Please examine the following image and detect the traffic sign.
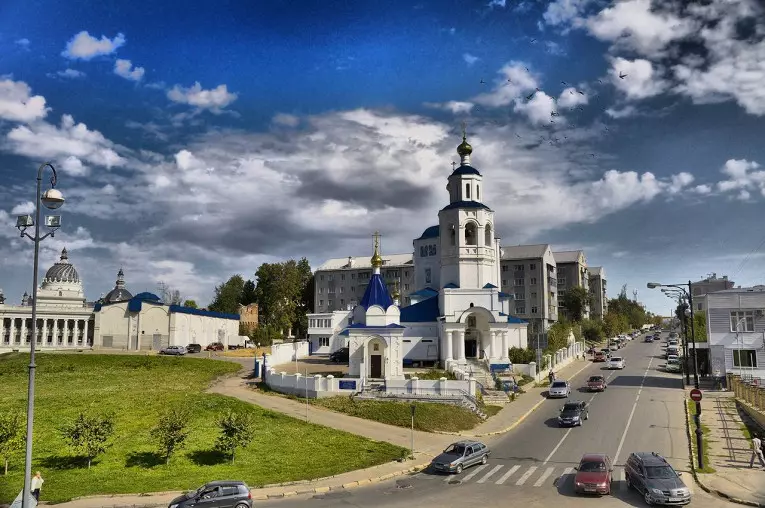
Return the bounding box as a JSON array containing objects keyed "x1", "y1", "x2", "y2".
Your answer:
[{"x1": 690, "y1": 388, "x2": 702, "y2": 402}]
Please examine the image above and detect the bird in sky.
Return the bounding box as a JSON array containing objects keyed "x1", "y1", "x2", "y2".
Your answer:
[
  {"x1": 525, "y1": 91, "x2": 536, "y2": 101},
  {"x1": 619, "y1": 72, "x2": 628, "y2": 79},
  {"x1": 480, "y1": 79, "x2": 486, "y2": 84},
  {"x1": 578, "y1": 90, "x2": 585, "y2": 95},
  {"x1": 561, "y1": 81, "x2": 568, "y2": 86},
  {"x1": 577, "y1": 106, "x2": 584, "y2": 111},
  {"x1": 590, "y1": 153, "x2": 597, "y2": 157},
  {"x1": 604, "y1": 126, "x2": 610, "y2": 132},
  {"x1": 515, "y1": 133, "x2": 521, "y2": 138},
  {"x1": 569, "y1": 89, "x2": 575, "y2": 94},
  {"x1": 551, "y1": 111, "x2": 559, "y2": 117},
  {"x1": 530, "y1": 38, "x2": 537, "y2": 43},
  {"x1": 598, "y1": 79, "x2": 603, "y2": 84}
]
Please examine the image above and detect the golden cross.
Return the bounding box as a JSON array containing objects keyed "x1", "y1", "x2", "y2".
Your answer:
[
  {"x1": 451, "y1": 161, "x2": 457, "y2": 170},
  {"x1": 373, "y1": 230, "x2": 381, "y2": 250},
  {"x1": 461, "y1": 120, "x2": 467, "y2": 139}
]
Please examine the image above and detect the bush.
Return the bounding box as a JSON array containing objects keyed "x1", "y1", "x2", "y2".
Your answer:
[
  {"x1": 545, "y1": 322, "x2": 571, "y2": 354},
  {"x1": 413, "y1": 369, "x2": 456, "y2": 380},
  {"x1": 508, "y1": 347, "x2": 536, "y2": 364},
  {"x1": 581, "y1": 318, "x2": 604, "y2": 343},
  {"x1": 59, "y1": 412, "x2": 115, "y2": 469},
  {"x1": 152, "y1": 408, "x2": 190, "y2": 465}
]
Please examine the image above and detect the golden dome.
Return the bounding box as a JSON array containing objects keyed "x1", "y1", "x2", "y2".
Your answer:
[
  {"x1": 392, "y1": 282, "x2": 400, "y2": 299},
  {"x1": 457, "y1": 134, "x2": 473, "y2": 157},
  {"x1": 371, "y1": 231, "x2": 383, "y2": 268}
]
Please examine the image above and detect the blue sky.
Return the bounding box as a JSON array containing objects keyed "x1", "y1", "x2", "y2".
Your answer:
[{"x1": 1, "y1": 0, "x2": 764, "y2": 314}]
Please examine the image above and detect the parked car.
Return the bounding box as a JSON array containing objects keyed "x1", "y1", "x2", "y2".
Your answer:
[
  {"x1": 645, "y1": 336, "x2": 654, "y2": 343},
  {"x1": 558, "y1": 400, "x2": 589, "y2": 426},
  {"x1": 609, "y1": 342, "x2": 619, "y2": 352},
  {"x1": 548, "y1": 380, "x2": 571, "y2": 398},
  {"x1": 599, "y1": 348, "x2": 611, "y2": 358},
  {"x1": 159, "y1": 345, "x2": 186, "y2": 356},
  {"x1": 607, "y1": 357, "x2": 625, "y2": 370},
  {"x1": 168, "y1": 480, "x2": 252, "y2": 508},
  {"x1": 329, "y1": 347, "x2": 349, "y2": 363},
  {"x1": 185, "y1": 343, "x2": 202, "y2": 353},
  {"x1": 429, "y1": 440, "x2": 490, "y2": 474},
  {"x1": 594, "y1": 351, "x2": 608, "y2": 362},
  {"x1": 666, "y1": 358, "x2": 682, "y2": 373},
  {"x1": 205, "y1": 342, "x2": 224, "y2": 351},
  {"x1": 573, "y1": 453, "x2": 614, "y2": 495},
  {"x1": 625, "y1": 452, "x2": 691, "y2": 505},
  {"x1": 587, "y1": 375, "x2": 607, "y2": 391}
]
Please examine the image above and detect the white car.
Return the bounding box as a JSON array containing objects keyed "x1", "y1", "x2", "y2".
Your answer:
[
  {"x1": 607, "y1": 357, "x2": 625, "y2": 369},
  {"x1": 548, "y1": 380, "x2": 571, "y2": 398},
  {"x1": 609, "y1": 342, "x2": 619, "y2": 352}
]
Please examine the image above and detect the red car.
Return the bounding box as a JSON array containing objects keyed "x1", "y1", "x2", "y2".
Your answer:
[
  {"x1": 205, "y1": 342, "x2": 224, "y2": 351},
  {"x1": 587, "y1": 375, "x2": 607, "y2": 392},
  {"x1": 594, "y1": 351, "x2": 607, "y2": 362},
  {"x1": 574, "y1": 453, "x2": 613, "y2": 495}
]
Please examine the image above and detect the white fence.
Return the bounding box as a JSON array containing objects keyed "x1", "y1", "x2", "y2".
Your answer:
[
  {"x1": 384, "y1": 377, "x2": 473, "y2": 397},
  {"x1": 267, "y1": 340, "x2": 309, "y2": 366}
]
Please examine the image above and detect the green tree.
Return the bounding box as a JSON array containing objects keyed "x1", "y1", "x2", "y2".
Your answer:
[
  {"x1": 561, "y1": 286, "x2": 591, "y2": 322},
  {"x1": 581, "y1": 318, "x2": 604, "y2": 344},
  {"x1": 254, "y1": 258, "x2": 313, "y2": 337},
  {"x1": 182, "y1": 299, "x2": 197, "y2": 309},
  {"x1": 545, "y1": 322, "x2": 571, "y2": 353},
  {"x1": 240, "y1": 279, "x2": 257, "y2": 306},
  {"x1": 209, "y1": 275, "x2": 246, "y2": 315},
  {"x1": 215, "y1": 411, "x2": 255, "y2": 463},
  {"x1": 151, "y1": 408, "x2": 190, "y2": 465},
  {"x1": 60, "y1": 412, "x2": 115, "y2": 469},
  {"x1": 0, "y1": 411, "x2": 23, "y2": 475}
]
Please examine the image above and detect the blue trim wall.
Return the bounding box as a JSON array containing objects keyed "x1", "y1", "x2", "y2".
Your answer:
[{"x1": 169, "y1": 305, "x2": 240, "y2": 321}]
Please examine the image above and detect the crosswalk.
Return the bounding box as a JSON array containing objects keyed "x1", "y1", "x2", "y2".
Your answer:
[{"x1": 412, "y1": 463, "x2": 695, "y2": 494}]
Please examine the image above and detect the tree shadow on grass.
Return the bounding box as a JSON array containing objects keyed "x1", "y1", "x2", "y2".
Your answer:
[
  {"x1": 188, "y1": 449, "x2": 228, "y2": 466},
  {"x1": 38, "y1": 454, "x2": 89, "y2": 470},
  {"x1": 125, "y1": 451, "x2": 165, "y2": 468}
]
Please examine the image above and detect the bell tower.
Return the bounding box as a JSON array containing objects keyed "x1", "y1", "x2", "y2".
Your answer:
[{"x1": 438, "y1": 125, "x2": 499, "y2": 289}]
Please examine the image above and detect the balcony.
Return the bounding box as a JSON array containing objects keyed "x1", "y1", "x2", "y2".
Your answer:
[{"x1": 548, "y1": 277, "x2": 557, "y2": 286}]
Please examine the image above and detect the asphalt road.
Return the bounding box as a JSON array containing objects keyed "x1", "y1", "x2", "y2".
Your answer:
[{"x1": 258, "y1": 332, "x2": 731, "y2": 507}]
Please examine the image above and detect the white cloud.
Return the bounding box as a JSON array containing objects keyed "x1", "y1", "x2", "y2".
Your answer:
[
  {"x1": 610, "y1": 57, "x2": 667, "y2": 100},
  {"x1": 272, "y1": 113, "x2": 300, "y2": 127},
  {"x1": 488, "y1": 0, "x2": 506, "y2": 7},
  {"x1": 0, "y1": 79, "x2": 50, "y2": 122},
  {"x1": 693, "y1": 184, "x2": 712, "y2": 194},
  {"x1": 60, "y1": 156, "x2": 89, "y2": 176},
  {"x1": 557, "y1": 87, "x2": 588, "y2": 108},
  {"x1": 167, "y1": 82, "x2": 238, "y2": 111},
  {"x1": 57, "y1": 69, "x2": 85, "y2": 79},
  {"x1": 513, "y1": 91, "x2": 558, "y2": 125},
  {"x1": 14, "y1": 38, "x2": 30, "y2": 48},
  {"x1": 667, "y1": 172, "x2": 695, "y2": 194},
  {"x1": 62, "y1": 31, "x2": 126, "y2": 60},
  {"x1": 543, "y1": 0, "x2": 593, "y2": 27},
  {"x1": 424, "y1": 101, "x2": 475, "y2": 114},
  {"x1": 716, "y1": 159, "x2": 765, "y2": 198},
  {"x1": 114, "y1": 59, "x2": 145, "y2": 81},
  {"x1": 6, "y1": 114, "x2": 126, "y2": 169},
  {"x1": 11, "y1": 202, "x2": 34, "y2": 215},
  {"x1": 463, "y1": 53, "x2": 479, "y2": 66},
  {"x1": 174, "y1": 149, "x2": 203, "y2": 171},
  {"x1": 585, "y1": 0, "x2": 694, "y2": 57},
  {"x1": 472, "y1": 62, "x2": 537, "y2": 107},
  {"x1": 605, "y1": 105, "x2": 637, "y2": 119}
]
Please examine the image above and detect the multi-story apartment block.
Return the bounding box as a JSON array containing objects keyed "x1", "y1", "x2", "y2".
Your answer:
[
  {"x1": 553, "y1": 250, "x2": 589, "y2": 320},
  {"x1": 313, "y1": 254, "x2": 415, "y2": 313},
  {"x1": 587, "y1": 266, "x2": 607, "y2": 319},
  {"x1": 500, "y1": 244, "x2": 558, "y2": 331},
  {"x1": 691, "y1": 274, "x2": 735, "y2": 313}
]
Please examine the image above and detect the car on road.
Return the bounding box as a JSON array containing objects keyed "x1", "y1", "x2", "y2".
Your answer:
[
  {"x1": 609, "y1": 342, "x2": 619, "y2": 352},
  {"x1": 666, "y1": 358, "x2": 682, "y2": 373},
  {"x1": 625, "y1": 452, "x2": 691, "y2": 505},
  {"x1": 548, "y1": 380, "x2": 571, "y2": 398},
  {"x1": 573, "y1": 453, "x2": 614, "y2": 495},
  {"x1": 558, "y1": 400, "x2": 589, "y2": 426},
  {"x1": 645, "y1": 335, "x2": 654, "y2": 343},
  {"x1": 205, "y1": 342, "x2": 224, "y2": 351},
  {"x1": 666, "y1": 346, "x2": 680, "y2": 359},
  {"x1": 430, "y1": 440, "x2": 490, "y2": 474},
  {"x1": 159, "y1": 345, "x2": 186, "y2": 356},
  {"x1": 594, "y1": 351, "x2": 608, "y2": 362},
  {"x1": 607, "y1": 356, "x2": 625, "y2": 369},
  {"x1": 185, "y1": 343, "x2": 202, "y2": 353},
  {"x1": 329, "y1": 347, "x2": 350, "y2": 363},
  {"x1": 168, "y1": 480, "x2": 252, "y2": 508},
  {"x1": 587, "y1": 375, "x2": 607, "y2": 391}
]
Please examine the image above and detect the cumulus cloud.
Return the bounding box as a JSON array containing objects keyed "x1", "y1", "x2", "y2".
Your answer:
[
  {"x1": 557, "y1": 87, "x2": 588, "y2": 109},
  {"x1": 472, "y1": 62, "x2": 537, "y2": 108},
  {"x1": 693, "y1": 184, "x2": 712, "y2": 194},
  {"x1": 272, "y1": 113, "x2": 300, "y2": 127},
  {"x1": 60, "y1": 156, "x2": 89, "y2": 176},
  {"x1": 605, "y1": 105, "x2": 637, "y2": 119},
  {"x1": 0, "y1": 79, "x2": 50, "y2": 122},
  {"x1": 543, "y1": 0, "x2": 593, "y2": 28},
  {"x1": 62, "y1": 31, "x2": 126, "y2": 60},
  {"x1": 716, "y1": 159, "x2": 765, "y2": 199},
  {"x1": 463, "y1": 53, "x2": 479, "y2": 66},
  {"x1": 15, "y1": 38, "x2": 30, "y2": 48},
  {"x1": 667, "y1": 172, "x2": 695, "y2": 194},
  {"x1": 610, "y1": 57, "x2": 667, "y2": 100},
  {"x1": 514, "y1": 91, "x2": 558, "y2": 125},
  {"x1": 424, "y1": 101, "x2": 475, "y2": 114},
  {"x1": 167, "y1": 82, "x2": 238, "y2": 111},
  {"x1": 11, "y1": 202, "x2": 34, "y2": 215},
  {"x1": 114, "y1": 59, "x2": 145, "y2": 81},
  {"x1": 56, "y1": 69, "x2": 86, "y2": 79},
  {"x1": 488, "y1": 0, "x2": 506, "y2": 7}
]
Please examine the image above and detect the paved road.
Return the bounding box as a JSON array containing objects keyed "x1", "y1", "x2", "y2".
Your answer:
[{"x1": 255, "y1": 332, "x2": 735, "y2": 507}]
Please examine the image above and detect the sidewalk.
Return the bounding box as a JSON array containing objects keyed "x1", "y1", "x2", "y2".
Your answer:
[{"x1": 689, "y1": 391, "x2": 765, "y2": 507}]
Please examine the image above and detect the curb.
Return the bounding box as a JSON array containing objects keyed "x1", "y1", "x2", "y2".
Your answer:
[{"x1": 683, "y1": 396, "x2": 765, "y2": 508}]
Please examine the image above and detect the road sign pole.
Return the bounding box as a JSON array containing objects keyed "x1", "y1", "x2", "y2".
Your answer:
[
  {"x1": 689, "y1": 389, "x2": 704, "y2": 469},
  {"x1": 410, "y1": 404, "x2": 416, "y2": 458}
]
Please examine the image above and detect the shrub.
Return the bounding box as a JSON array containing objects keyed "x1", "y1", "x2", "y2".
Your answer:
[
  {"x1": 59, "y1": 412, "x2": 115, "y2": 469},
  {"x1": 215, "y1": 411, "x2": 255, "y2": 463},
  {"x1": 151, "y1": 408, "x2": 190, "y2": 465},
  {"x1": 507, "y1": 347, "x2": 536, "y2": 364}
]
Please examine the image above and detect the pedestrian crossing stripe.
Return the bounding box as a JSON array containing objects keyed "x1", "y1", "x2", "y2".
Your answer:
[{"x1": 515, "y1": 465, "x2": 537, "y2": 485}]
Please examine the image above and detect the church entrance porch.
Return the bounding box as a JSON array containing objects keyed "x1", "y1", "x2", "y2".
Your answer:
[
  {"x1": 366, "y1": 337, "x2": 387, "y2": 379},
  {"x1": 465, "y1": 327, "x2": 480, "y2": 359},
  {"x1": 370, "y1": 354, "x2": 382, "y2": 378}
]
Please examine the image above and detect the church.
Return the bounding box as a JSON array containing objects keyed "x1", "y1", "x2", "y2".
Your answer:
[{"x1": 308, "y1": 133, "x2": 528, "y2": 380}]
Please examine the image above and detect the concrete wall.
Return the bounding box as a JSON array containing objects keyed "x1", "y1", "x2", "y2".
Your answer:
[
  {"x1": 265, "y1": 370, "x2": 359, "y2": 398},
  {"x1": 269, "y1": 340, "x2": 310, "y2": 365}
]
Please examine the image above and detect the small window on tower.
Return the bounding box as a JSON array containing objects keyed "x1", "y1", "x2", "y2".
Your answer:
[
  {"x1": 465, "y1": 223, "x2": 477, "y2": 245},
  {"x1": 477, "y1": 185, "x2": 480, "y2": 200},
  {"x1": 466, "y1": 183, "x2": 471, "y2": 200},
  {"x1": 450, "y1": 224, "x2": 456, "y2": 246}
]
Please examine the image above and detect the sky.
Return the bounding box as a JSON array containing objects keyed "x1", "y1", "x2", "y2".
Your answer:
[{"x1": 0, "y1": 0, "x2": 764, "y2": 315}]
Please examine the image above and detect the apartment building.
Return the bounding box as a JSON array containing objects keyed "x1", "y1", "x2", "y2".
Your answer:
[
  {"x1": 588, "y1": 266, "x2": 608, "y2": 319},
  {"x1": 553, "y1": 250, "x2": 589, "y2": 319},
  {"x1": 691, "y1": 274, "x2": 735, "y2": 313},
  {"x1": 313, "y1": 253, "x2": 415, "y2": 313},
  {"x1": 500, "y1": 244, "x2": 558, "y2": 330}
]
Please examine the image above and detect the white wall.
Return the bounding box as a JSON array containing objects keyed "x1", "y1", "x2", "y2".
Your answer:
[
  {"x1": 269, "y1": 340, "x2": 310, "y2": 366},
  {"x1": 169, "y1": 312, "x2": 239, "y2": 348},
  {"x1": 401, "y1": 323, "x2": 440, "y2": 362}
]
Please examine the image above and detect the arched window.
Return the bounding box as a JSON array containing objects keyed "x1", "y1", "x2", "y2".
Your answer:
[
  {"x1": 450, "y1": 224, "x2": 456, "y2": 246},
  {"x1": 465, "y1": 183, "x2": 471, "y2": 200},
  {"x1": 485, "y1": 224, "x2": 492, "y2": 246},
  {"x1": 477, "y1": 185, "x2": 480, "y2": 200},
  {"x1": 465, "y1": 222, "x2": 477, "y2": 245}
]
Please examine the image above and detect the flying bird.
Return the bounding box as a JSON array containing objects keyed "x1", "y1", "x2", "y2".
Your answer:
[
  {"x1": 578, "y1": 90, "x2": 585, "y2": 95},
  {"x1": 561, "y1": 81, "x2": 568, "y2": 86},
  {"x1": 598, "y1": 79, "x2": 603, "y2": 84},
  {"x1": 530, "y1": 38, "x2": 537, "y2": 43},
  {"x1": 577, "y1": 106, "x2": 584, "y2": 111},
  {"x1": 590, "y1": 153, "x2": 597, "y2": 157},
  {"x1": 515, "y1": 133, "x2": 521, "y2": 138},
  {"x1": 480, "y1": 79, "x2": 487, "y2": 84},
  {"x1": 551, "y1": 111, "x2": 559, "y2": 117},
  {"x1": 619, "y1": 72, "x2": 627, "y2": 79}
]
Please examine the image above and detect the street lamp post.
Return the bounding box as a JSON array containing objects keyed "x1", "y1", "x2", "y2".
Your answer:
[
  {"x1": 648, "y1": 280, "x2": 703, "y2": 470},
  {"x1": 15, "y1": 163, "x2": 64, "y2": 508},
  {"x1": 663, "y1": 288, "x2": 691, "y2": 386}
]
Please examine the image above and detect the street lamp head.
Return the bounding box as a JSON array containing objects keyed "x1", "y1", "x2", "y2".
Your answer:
[
  {"x1": 41, "y1": 188, "x2": 64, "y2": 210},
  {"x1": 647, "y1": 282, "x2": 661, "y2": 289}
]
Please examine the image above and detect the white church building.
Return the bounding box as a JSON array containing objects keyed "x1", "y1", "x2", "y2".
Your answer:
[{"x1": 308, "y1": 133, "x2": 528, "y2": 380}]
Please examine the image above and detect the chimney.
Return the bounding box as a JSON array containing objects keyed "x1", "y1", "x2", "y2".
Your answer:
[{"x1": 347, "y1": 256, "x2": 354, "y2": 268}]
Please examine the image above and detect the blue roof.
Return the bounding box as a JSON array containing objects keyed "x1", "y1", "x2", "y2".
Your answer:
[
  {"x1": 416, "y1": 225, "x2": 440, "y2": 240},
  {"x1": 451, "y1": 165, "x2": 482, "y2": 176},
  {"x1": 440, "y1": 201, "x2": 492, "y2": 212},
  {"x1": 507, "y1": 315, "x2": 528, "y2": 324},
  {"x1": 347, "y1": 323, "x2": 406, "y2": 329},
  {"x1": 411, "y1": 287, "x2": 438, "y2": 298},
  {"x1": 400, "y1": 295, "x2": 441, "y2": 322},
  {"x1": 483, "y1": 283, "x2": 498, "y2": 289},
  {"x1": 133, "y1": 292, "x2": 161, "y2": 302},
  {"x1": 169, "y1": 305, "x2": 239, "y2": 321},
  {"x1": 127, "y1": 292, "x2": 163, "y2": 312},
  {"x1": 338, "y1": 329, "x2": 350, "y2": 336},
  {"x1": 498, "y1": 292, "x2": 511, "y2": 299},
  {"x1": 443, "y1": 282, "x2": 459, "y2": 289},
  {"x1": 359, "y1": 273, "x2": 394, "y2": 309}
]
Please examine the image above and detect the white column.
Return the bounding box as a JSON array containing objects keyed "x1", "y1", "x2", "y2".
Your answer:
[
  {"x1": 21, "y1": 318, "x2": 27, "y2": 345},
  {"x1": 445, "y1": 330, "x2": 454, "y2": 361},
  {"x1": 83, "y1": 320, "x2": 89, "y2": 346},
  {"x1": 53, "y1": 318, "x2": 59, "y2": 345},
  {"x1": 0, "y1": 318, "x2": 4, "y2": 345},
  {"x1": 457, "y1": 329, "x2": 466, "y2": 361},
  {"x1": 502, "y1": 330, "x2": 509, "y2": 361},
  {"x1": 489, "y1": 330, "x2": 496, "y2": 360},
  {"x1": 63, "y1": 319, "x2": 70, "y2": 345}
]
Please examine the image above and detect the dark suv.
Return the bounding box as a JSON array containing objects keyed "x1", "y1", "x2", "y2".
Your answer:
[
  {"x1": 168, "y1": 480, "x2": 251, "y2": 508},
  {"x1": 624, "y1": 452, "x2": 691, "y2": 505},
  {"x1": 185, "y1": 343, "x2": 202, "y2": 353}
]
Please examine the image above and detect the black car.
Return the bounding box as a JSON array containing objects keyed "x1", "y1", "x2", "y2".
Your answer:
[
  {"x1": 329, "y1": 347, "x2": 349, "y2": 363},
  {"x1": 558, "y1": 401, "x2": 589, "y2": 427},
  {"x1": 625, "y1": 452, "x2": 691, "y2": 505},
  {"x1": 185, "y1": 343, "x2": 202, "y2": 353},
  {"x1": 168, "y1": 480, "x2": 252, "y2": 508}
]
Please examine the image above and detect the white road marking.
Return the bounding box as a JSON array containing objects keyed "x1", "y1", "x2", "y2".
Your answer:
[
  {"x1": 561, "y1": 466, "x2": 574, "y2": 477},
  {"x1": 461, "y1": 464, "x2": 489, "y2": 481},
  {"x1": 615, "y1": 467, "x2": 628, "y2": 492},
  {"x1": 495, "y1": 465, "x2": 520, "y2": 484},
  {"x1": 533, "y1": 467, "x2": 556, "y2": 487},
  {"x1": 477, "y1": 464, "x2": 504, "y2": 484},
  {"x1": 614, "y1": 357, "x2": 654, "y2": 464},
  {"x1": 543, "y1": 427, "x2": 573, "y2": 465},
  {"x1": 515, "y1": 466, "x2": 538, "y2": 485}
]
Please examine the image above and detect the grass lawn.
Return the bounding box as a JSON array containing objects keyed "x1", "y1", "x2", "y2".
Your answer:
[
  {"x1": 0, "y1": 353, "x2": 405, "y2": 503},
  {"x1": 686, "y1": 400, "x2": 716, "y2": 474}
]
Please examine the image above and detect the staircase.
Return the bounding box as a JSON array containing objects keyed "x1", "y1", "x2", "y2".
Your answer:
[{"x1": 465, "y1": 359, "x2": 510, "y2": 405}]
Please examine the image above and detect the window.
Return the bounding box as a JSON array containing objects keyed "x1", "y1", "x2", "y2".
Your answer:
[
  {"x1": 450, "y1": 224, "x2": 456, "y2": 245},
  {"x1": 516, "y1": 306, "x2": 526, "y2": 314},
  {"x1": 428, "y1": 244, "x2": 437, "y2": 256},
  {"x1": 697, "y1": 303, "x2": 702, "y2": 311},
  {"x1": 320, "y1": 275, "x2": 324, "y2": 281},
  {"x1": 558, "y1": 277, "x2": 566, "y2": 285},
  {"x1": 514, "y1": 264, "x2": 524, "y2": 271},
  {"x1": 515, "y1": 293, "x2": 525, "y2": 300},
  {"x1": 319, "y1": 337, "x2": 330, "y2": 347},
  {"x1": 351, "y1": 286, "x2": 355, "y2": 292},
  {"x1": 531, "y1": 306, "x2": 538, "y2": 314},
  {"x1": 339, "y1": 287, "x2": 344, "y2": 293},
  {"x1": 485, "y1": 224, "x2": 492, "y2": 246},
  {"x1": 351, "y1": 273, "x2": 356, "y2": 279},
  {"x1": 404, "y1": 284, "x2": 410, "y2": 290},
  {"x1": 425, "y1": 268, "x2": 432, "y2": 284},
  {"x1": 502, "y1": 265, "x2": 508, "y2": 272},
  {"x1": 530, "y1": 277, "x2": 537, "y2": 285},
  {"x1": 328, "y1": 301, "x2": 333, "y2": 308},
  {"x1": 341, "y1": 274, "x2": 345, "y2": 281},
  {"x1": 404, "y1": 271, "x2": 409, "y2": 277},
  {"x1": 465, "y1": 222, "x2": 477, "y2": 245},
  {"x1": 328, "y1": 274, "x2": 333, "y2": 281},
  {"x1": 318, "y1": 287, "x2": 323, "y2": 294},
  {"x1": 502, "y1": 279, "x2": 507, "y2": 286},
  {"x1": 420, "y1": 245, "x2": 427, "y2": 257},
  {"x1": 730, "y1": 311, "x2": 755, "y2": 332},
  {"x1": 514, "y1": 279, "x2": 524, "y2": 286},
  {"x1": 340, "y1": 299, "x2": 345, "y2": 306},
  {"x1": 733, "y1": 349, "x2": 757, "y2": 368},
  {"x1": 531, "y1": 292, "x2": 537, "y2": 300},
  {"x1": 477, "y1": 185, "x2": 480, "y2": 200},
  {"x1": 467, "y1": 316, "x2": 477, "y2": 327},
  {"x1": 530, "y1": 263, "x2": 536, "y2": 270},
  {"x1": 466, "y1": 183, "x2": 471, "y2": 199},
  {"x1": 319, "y1": 300, "x2": 324, "y2": 306}
]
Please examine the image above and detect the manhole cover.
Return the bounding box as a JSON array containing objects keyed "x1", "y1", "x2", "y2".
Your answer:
[{"x1": 395, "y1": 479, "x2": 413, "y2": 489}]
